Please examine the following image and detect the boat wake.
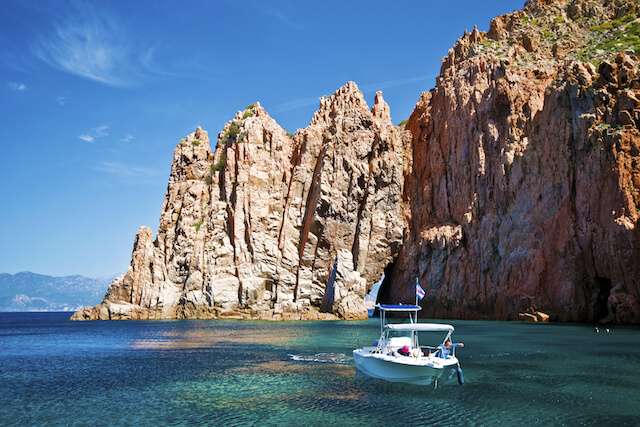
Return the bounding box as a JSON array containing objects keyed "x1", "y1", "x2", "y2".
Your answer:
[{"x1": 288, "y1": 352, "x2": 351, "y2": 364}]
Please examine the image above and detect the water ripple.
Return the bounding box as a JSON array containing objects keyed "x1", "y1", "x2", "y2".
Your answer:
[
  {"x1": 288, "y1": 352, "x2": 351, "y2": 364},
  {"x1": 1, "y1": 313, "x2": 640, "y2": 425}
]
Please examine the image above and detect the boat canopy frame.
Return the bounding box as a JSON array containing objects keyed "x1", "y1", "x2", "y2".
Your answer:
[
  {"x1": 385, "y1": 323, "x2": 454, "y2": 333},
  {"x1": 375, "y1": 304, "x2": 421, "y2": 336},
  {"x1": 374, "y1": 304, "x2": 455, "y2": 354}
]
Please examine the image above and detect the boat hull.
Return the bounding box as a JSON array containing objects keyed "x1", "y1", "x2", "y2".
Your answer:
[{"x1": 353, "y1": 349, "x2": 457, "y2": 386}]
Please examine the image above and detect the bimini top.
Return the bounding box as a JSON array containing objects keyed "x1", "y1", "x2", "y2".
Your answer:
[
  {"x1": 385, "y1": 323, "x2": 454, "y2": 332},
  {"x1": 376, "y1": 304, "x2": 422, "y2": 312}
]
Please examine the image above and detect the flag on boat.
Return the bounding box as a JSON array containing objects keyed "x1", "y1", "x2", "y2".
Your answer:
[{"x1": 415, "y1": 279, "x2": 426, "y2": 301}]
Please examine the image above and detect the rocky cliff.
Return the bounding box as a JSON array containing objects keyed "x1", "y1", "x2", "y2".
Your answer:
[
  {"x1": 75, "y1": 0, "x2": 640, "y2": 323},
  {"x1": 73, "y1": 83, "x2": 408, "y2": 320},
  {"x1": 385, "y1": 0, "x2": 640, "y2": 323}
]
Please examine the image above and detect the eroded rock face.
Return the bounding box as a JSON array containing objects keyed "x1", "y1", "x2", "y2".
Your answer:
[
  {"x1": 322, "y1": 249, "x2": 368, "y2": 320},
  {"x1": 387, "y1": 0, "x2": 640, "y2": 323},
  {"x1": 72, "y1": 83, "x2": 408, "y2": 320}
]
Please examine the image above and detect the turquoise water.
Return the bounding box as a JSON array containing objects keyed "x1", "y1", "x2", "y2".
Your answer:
[{"x1": 1, "y1": 313, "x2": 639, "y2": 426}]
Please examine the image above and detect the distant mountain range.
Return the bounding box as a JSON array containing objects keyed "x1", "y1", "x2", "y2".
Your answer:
[{"x1": 0, "y1": 272, "x2": 113, "y2": 312}]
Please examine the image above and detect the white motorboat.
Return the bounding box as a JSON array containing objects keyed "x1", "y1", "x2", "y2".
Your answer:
[{"x1": 353, "y1": 304, "x2": 464, "y2": 387}]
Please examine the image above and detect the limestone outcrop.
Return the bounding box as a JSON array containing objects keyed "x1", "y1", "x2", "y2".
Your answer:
[
  {"x1": 386, "y1": 0, "x2": 640, "y2": 323},
  {"x1": 73, "y1": 83, "x2": 408, "y2": 320}
]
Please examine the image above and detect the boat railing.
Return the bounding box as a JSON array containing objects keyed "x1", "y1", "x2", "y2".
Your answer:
[{"x1": 420, "y1": 345, "x2": 458, "y2": 358}]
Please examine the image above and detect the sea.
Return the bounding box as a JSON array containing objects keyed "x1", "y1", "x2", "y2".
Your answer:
[{"x1": 1, "y1": 312, "x2": 639, "y2": 426}]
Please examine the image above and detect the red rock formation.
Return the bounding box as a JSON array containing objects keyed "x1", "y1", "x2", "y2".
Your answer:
[{"x1": 387, "y1": 0, "x2": 640, "y2": 323}]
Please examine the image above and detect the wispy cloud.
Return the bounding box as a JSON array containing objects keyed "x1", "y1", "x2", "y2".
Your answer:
[
  {"x1": 8, "y1": 81, "x2": 27, "y2": 91},
  {"x1": 264, "y1": 8, "x2": 300, "y2": 30},
  {"x1": 79, "y1": 125, "x2": 109, "y2": 143},
  {"x1": 95, "y1": 161, "x2": 159, "y2": 179},
  {"x1": 31, "y1": 4, "x2": 162, "y2": 87},
  {"x1": 121, "y1": 134, "x2": 134, "y2": 143},
  {"x1": 94, "y1": 125, "x2": 109, "y2": 137},
  {"x1": 56, "y1": 96, "x2": 66, "y2": 106},
  {"x1": 273, "y1": 75, "x2": 432, "y2": 113}
]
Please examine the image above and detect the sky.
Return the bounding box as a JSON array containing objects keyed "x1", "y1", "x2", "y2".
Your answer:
[{"x1": 0, "y1": 0, "x2": 524, "y2": 278}]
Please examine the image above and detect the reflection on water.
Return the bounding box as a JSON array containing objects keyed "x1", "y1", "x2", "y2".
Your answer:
[
  {"x1": 228, "y1": 360, "x2": 310, "y2": 374},
  {"x1": 1, "y1": 313, "x2": 640, "y2": 426},
  {"x1": 228, "y1": 358, "x2": 355, "y2": 379},
  {"x1": 131, "y1": 326, "x2": 298, "y2": 349}
]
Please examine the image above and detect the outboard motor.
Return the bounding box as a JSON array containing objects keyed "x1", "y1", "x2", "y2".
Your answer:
[{"x1": 456, "y1": 365, "x2": 465, "y2": 385}]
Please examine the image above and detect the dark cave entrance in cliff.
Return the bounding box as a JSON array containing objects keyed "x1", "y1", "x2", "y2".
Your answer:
[
  {"x1": 593, "y1": 276, "x2": 612, "y2": 323},
  {"x1": 375, "y1": 260, "x2": 398, "y2": 308}
]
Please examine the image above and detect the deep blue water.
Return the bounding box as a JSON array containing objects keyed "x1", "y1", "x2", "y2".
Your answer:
[{"x1": 1, "y1": 313, "x2": 639, "y2": 426}]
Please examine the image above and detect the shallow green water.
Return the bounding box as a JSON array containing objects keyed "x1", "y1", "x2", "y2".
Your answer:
[{"x1": 1, "y1": 313, "x2": 639, "y2": 426}]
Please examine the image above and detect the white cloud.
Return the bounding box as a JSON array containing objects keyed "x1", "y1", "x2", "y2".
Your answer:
[
  {"x1": 8, "y1": 82, "x2": 27, "y2": 91},
  {"x1": 31, "y1": 5, "x2": 162, "y2": 87},
  {"x1": 121, "y1": 134, "x2": 134, "y2": 143},
  {"x1": 95, "y1": 161, "x2": 158, "y2": 179},
  {"x1": 56, "y1": 96, "x2": 66, "y2": 106},
  {"x1": 78, "y1": 125, "x2": 109, "y2": 143}
]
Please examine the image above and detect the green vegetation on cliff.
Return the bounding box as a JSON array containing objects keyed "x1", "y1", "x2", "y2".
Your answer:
[{"x1": 580, "y1": 14, "x2": 640, "y2": 63}]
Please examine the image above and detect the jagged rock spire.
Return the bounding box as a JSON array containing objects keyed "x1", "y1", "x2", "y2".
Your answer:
[
  {"x1": 310, "y1": 81, "x2": 369, "y2": 126},
  {"x1": 372, "y1": 90, "x2": 391, "y2": 123},
  {"x1": 73, "y1": 80, "x2": 408, "y2": 321}
]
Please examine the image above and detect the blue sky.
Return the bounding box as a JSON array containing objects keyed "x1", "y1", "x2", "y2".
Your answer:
[{"x1": 0, "y1": 0, "x2": 523, "y2": 277}]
